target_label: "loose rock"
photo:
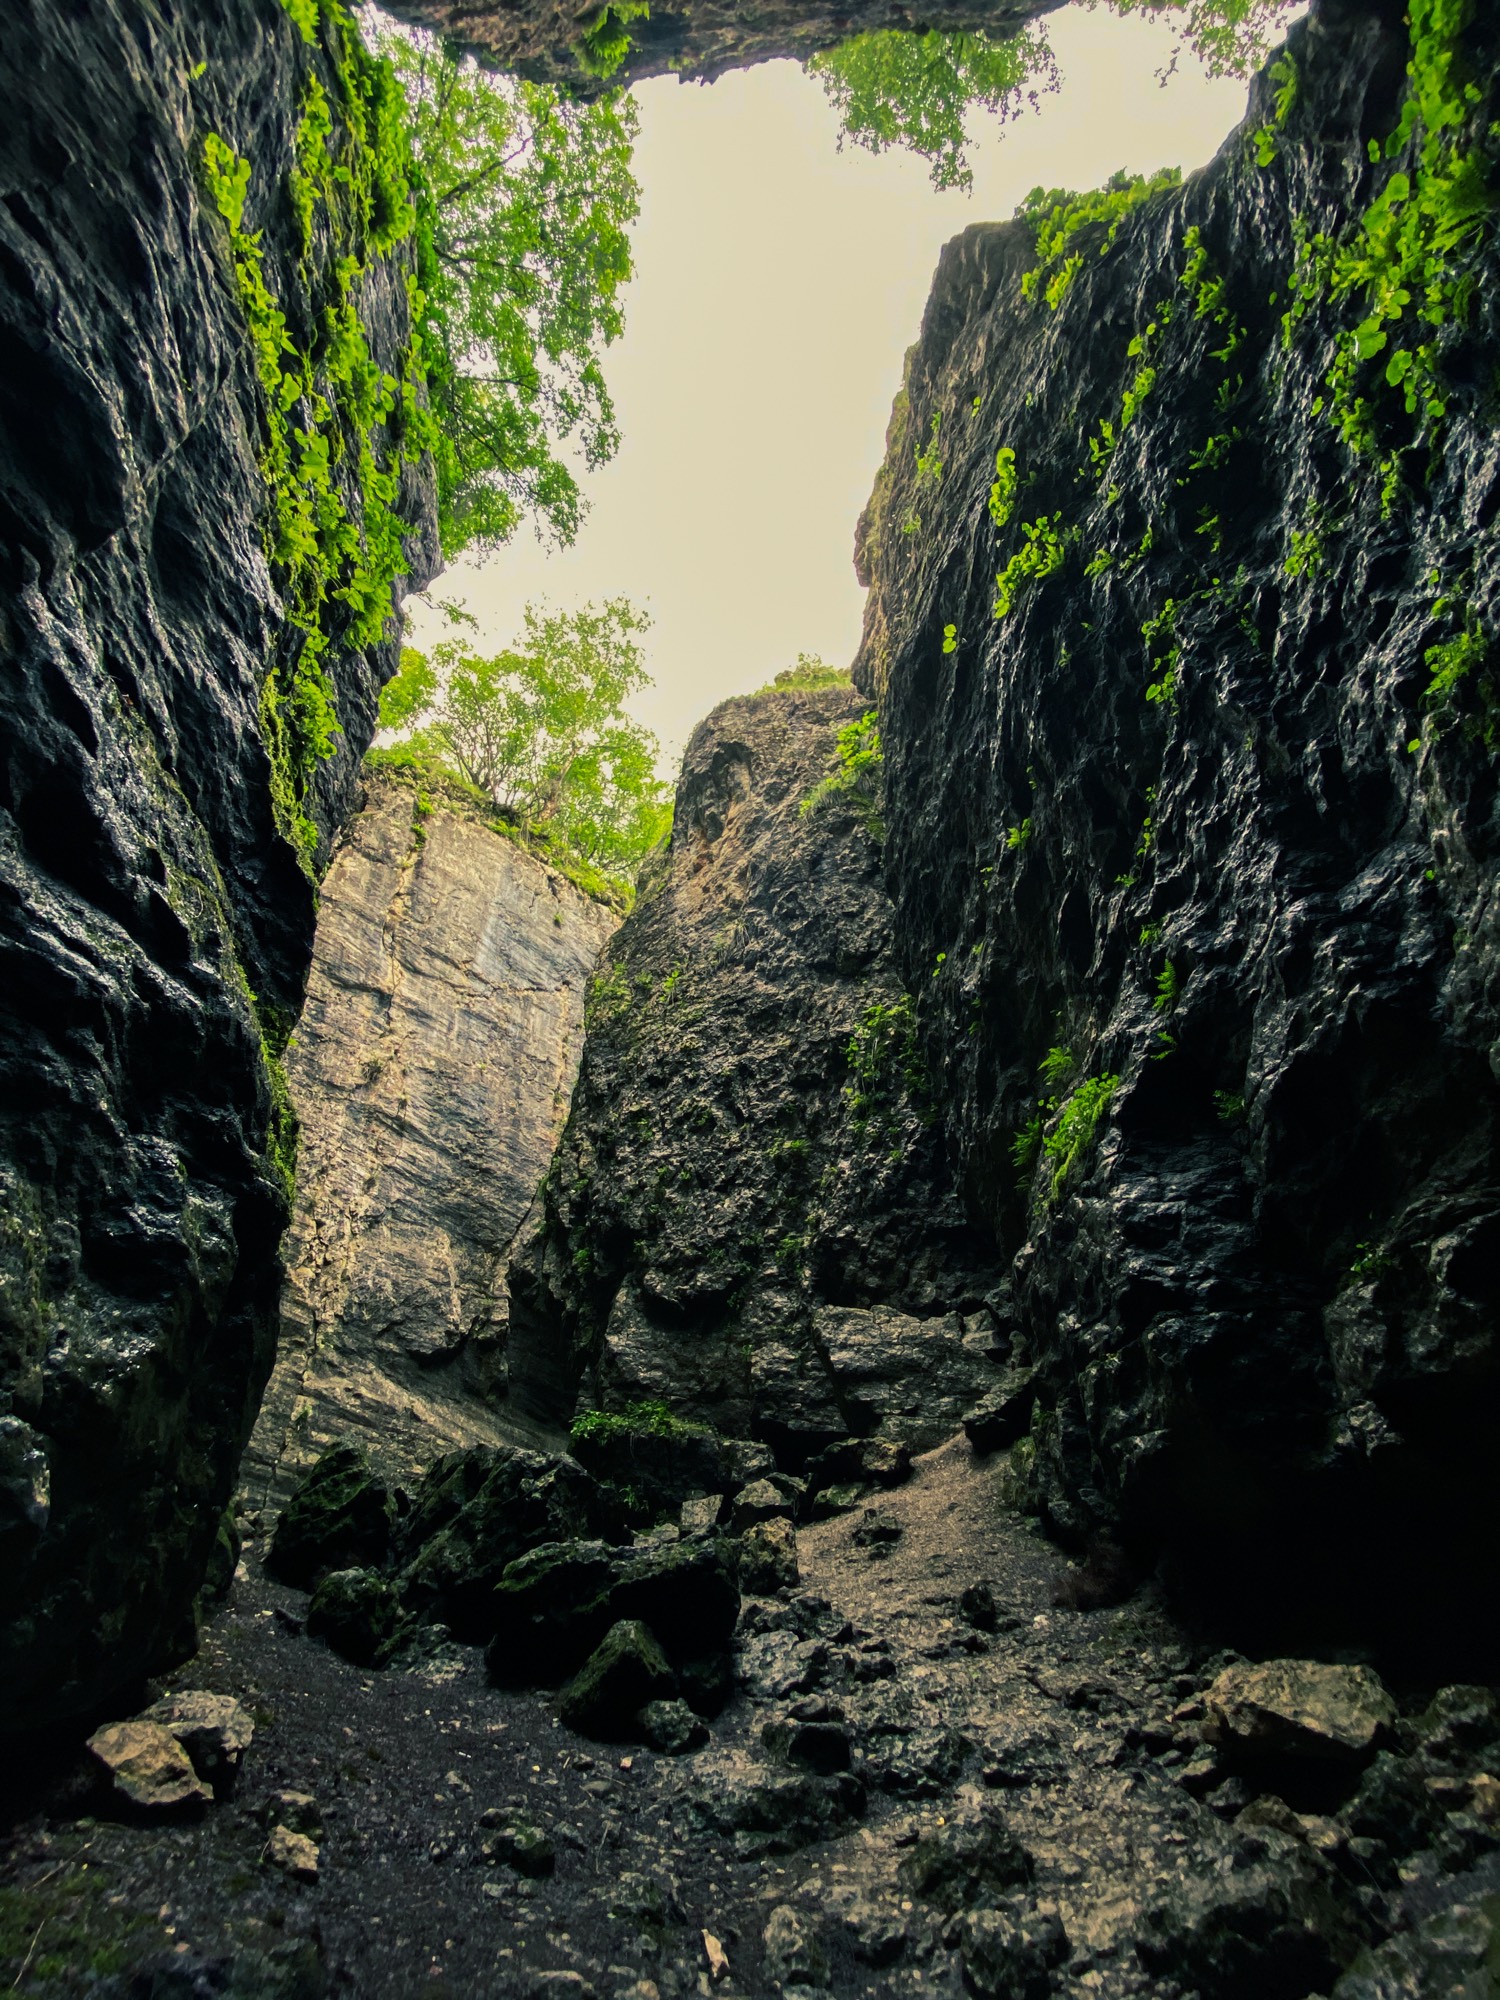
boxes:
[1205,1659,1397,1765]
[87,1720,211,1817]
[265,1823,320,1883]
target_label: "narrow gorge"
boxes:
[2,0,1498,1994]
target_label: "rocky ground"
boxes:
[2,1433,1497,1999]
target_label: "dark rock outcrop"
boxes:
[392,0,1063,96]
[240,774,616,1512]
[854,0,1500,1667]
[0,0,435,1731]
[505,677,1001,1454]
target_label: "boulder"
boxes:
[686,1767,865,1859]
[88,1719,211,1816]
[638,1698,709,1754]
[901,1805,1033,1911]
[731,1478,796,1529]
[1331,1895,1500,1998]
[306,1567,403,1666]
[487,1533,740,1689]
[266,1444,394,1590]
[959,1906,1066,2000]
[762,1713,852,1776]
[141,1692,254,1788]
[739,1518,800,1595]
[806,1437,912,1495]
[1205,1660,1396,1765]
[1134,1829,1355,1998]
[962,1370,1039,1453]
[559,1620,676,1739]
[394,1445,592,1639]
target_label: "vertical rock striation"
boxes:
[507,679,1001,1456]
[242,775,616,1508]
[0,0,435,1730]
[855,0,1500,1662]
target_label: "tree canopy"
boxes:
[368,18,640,558]
[374,599,672,894]
[808,0,1297,189]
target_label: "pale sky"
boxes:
[405,6,1273,766]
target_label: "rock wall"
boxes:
[854,0,1500,1664]
[393,0,1061,96]
[0,0,435,1732]
[242,775,616,1510]
[508,679,1002,1457]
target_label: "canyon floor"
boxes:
[1,1437,1493,1999]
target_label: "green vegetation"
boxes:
[373,598,670,893]
[1214,1089,1247,1123]
[800,709,885,840]
[844,992,929,1129]
[1042,1073,1120,1200]
[1281,0,1492,474]
[570,1399,711,1446]
[808,25,1059,191]
[368,18,639,555]
[1017,169,1183,309]
[575,1,652,79]
[988,446,1018,529]
[202,0,640,868]
[993,514,1071,619]
[757,651,850,694]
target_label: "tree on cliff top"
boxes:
[375,599,672,885]
[367,16,639,556]
[809,0,1296,189]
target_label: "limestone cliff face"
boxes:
[242,776,616,1509]
[0,1,434,1731]
[855,0,1500,1662]
[508,681,1002,1457]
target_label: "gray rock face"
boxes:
[854,0,1500,1665]
[506,680,1000,1454]
[242,777,616,1506]
[0,1,435,1731]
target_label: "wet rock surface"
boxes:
[853,0,1500,1667]
[0,0,435,1733]
[506,679,1001,1446]
[241,776,616,1514]
[5,1432,1496,1996]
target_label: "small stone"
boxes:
[610,1870,670,1928]
[265,1789,321,1835]
[703,1930,730,1982]
[265,1823,319,1882]
[478,1819,556,1876]
[808,1482,865,1522]
[762,1904,827,1989]
[842,1898,907,1967]
[637,1698,709,1754]
[526,1975,596,2000]
[1204,1660,1396,1764]
[959,1583,998,1633]
[738,1517,799,1595]
[87,1720,211,1817]
[850,1511,902,1557]
[141,1692,254,1786]
[1471,1772,1500,1820]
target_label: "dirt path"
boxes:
[0,1438,1358,1999]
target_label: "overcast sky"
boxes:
[405,6,1271,767]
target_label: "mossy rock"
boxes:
[307,1567,402,1667]
[267,1443,395,1589]
[558,1618,676,1739]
